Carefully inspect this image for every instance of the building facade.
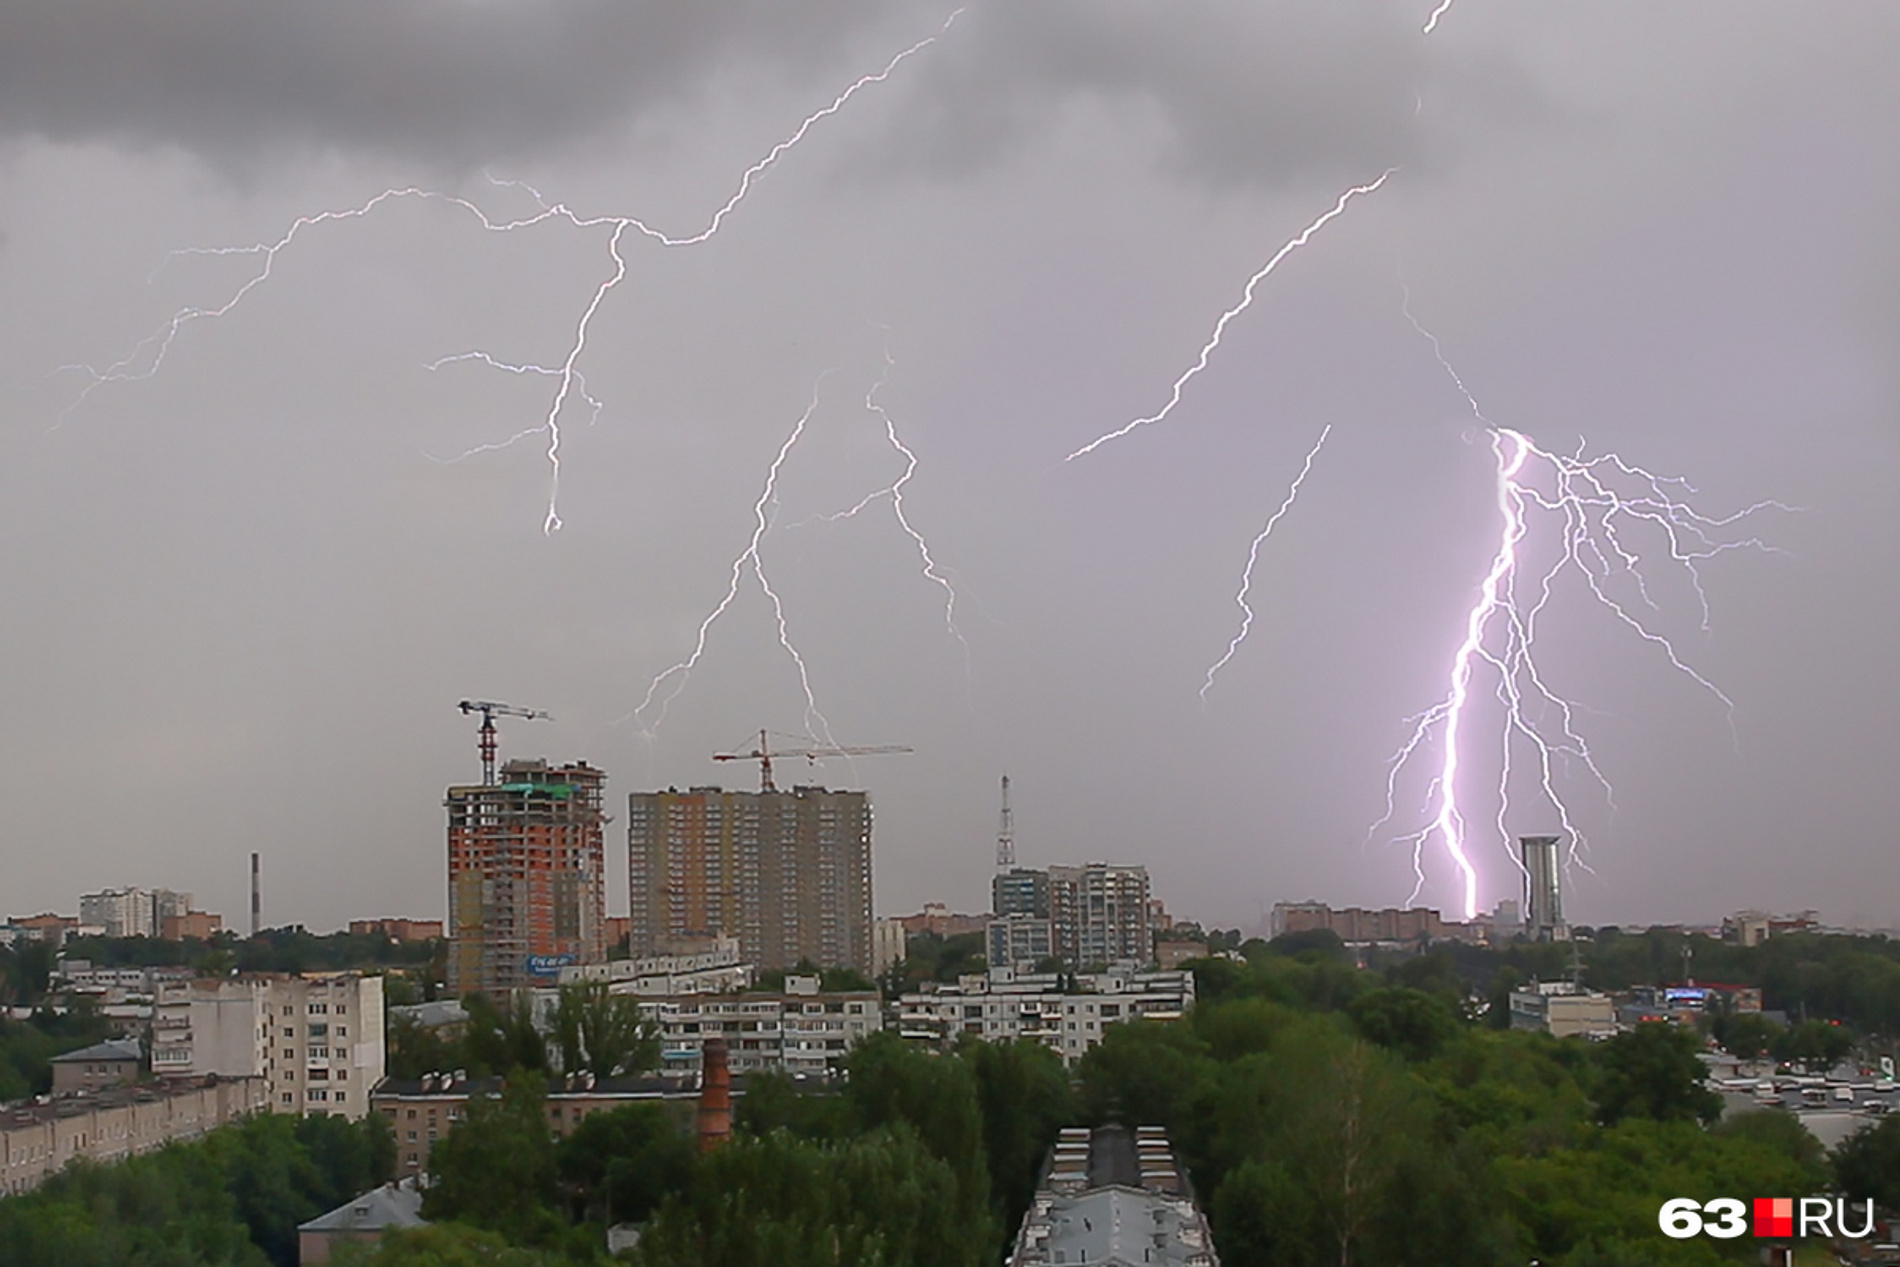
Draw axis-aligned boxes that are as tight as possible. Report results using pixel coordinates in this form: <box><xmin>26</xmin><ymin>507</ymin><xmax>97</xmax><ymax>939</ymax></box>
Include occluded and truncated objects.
<box><xmin>2</xmin><ymin>1075</ymin><xmax>269</xmax><ymax>1196</ymax></box>
<box><xmin>1008</xmin><ymin>1126</ymin><xmax>1219</xmax><ymax>1267</ymax></box>
<box><xmin>151</xmin><ymin>973</ymin><xmax>385</xmax><ymax>1119</ymax></box>
<box><xmin>1048</xmin><ymin>865</ymin><xmax>1151</xmax><ymax>967</ymax></box>
<box><xmin>627</xmin><ymin>786</ymin><xmax>873</xmax><ymax>972</ymax></box>
<box><xmin>447</xmin><ymin>759</ymin><xmax>608</xmax><ymax>997</ymax></box>
<box><xmin>1270</xmin><ymin>902</ymin><xmax>1450</xmax><ymax>944</ymax></box>
<box><xmin>898</xmin><ymin>966</ymin><xmax>1193</xmax><ymax>1064</ymax></box>
<box><xmin>76</xmin><ymin>888</ymin><xmax>194</xmax><ymax>939</ymax></box>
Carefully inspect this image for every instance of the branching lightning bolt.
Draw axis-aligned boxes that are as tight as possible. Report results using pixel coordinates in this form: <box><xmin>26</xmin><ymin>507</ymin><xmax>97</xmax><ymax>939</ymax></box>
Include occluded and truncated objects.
<box><xmin>1371</xmin><ymin>299</ymin><xmax>1789</xmax><ymax>919</ymax></box>
<box><xmin>630</xmin><ymin>382</ymin><xmax>838</xmax><ymax>744</ymax></box>
<box><xmin>62</xmin><ymin>9</ymin><xmax>965</xmax><ymax>536</ymax></box>
<box><xmin>1200</xmin><ymin>424</ymin><xmax>1332</xmax><ymax>700</ymax></box>
<box><xmin>1064</xmin><ymin>171</ymin><xmax>1393</xmax><ymax>462</ymax></box>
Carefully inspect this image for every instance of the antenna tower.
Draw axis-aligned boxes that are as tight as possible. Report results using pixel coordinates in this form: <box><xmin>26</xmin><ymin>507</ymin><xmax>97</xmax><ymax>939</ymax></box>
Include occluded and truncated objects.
<box><xmin>996</xmin><ymin>774</ymin><xmax>1015</xmax><ymax>871</ymax></box>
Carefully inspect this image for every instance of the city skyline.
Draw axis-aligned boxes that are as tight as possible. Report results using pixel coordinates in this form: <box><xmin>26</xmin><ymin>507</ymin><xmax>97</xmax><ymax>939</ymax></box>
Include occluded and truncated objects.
<box><xmin>1</xmin><ymin>3</ymin><xmax>1896</xmax><ymax>931</ymax></box>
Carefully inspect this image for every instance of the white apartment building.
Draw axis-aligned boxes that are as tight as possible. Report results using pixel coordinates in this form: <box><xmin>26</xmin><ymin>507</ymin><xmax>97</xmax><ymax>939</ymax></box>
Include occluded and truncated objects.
<box><xmin>556</xmin><ymin>937</ymin><xmax>754</xmax><ymax>996</ymax></box>
<box><xmin>899</xmin><ymin>965</ymin><xmax>1194</xmax><ymax>1063</ymax></box>
<box><xmin>77</xmin><ymin>888</ymin><xmax>192</xmax><ymax>939</ymax></box>
<box><xmin>151</xmin><ymin>973</ymin><xmax>385</xmax><ymax>1119</ymax></box>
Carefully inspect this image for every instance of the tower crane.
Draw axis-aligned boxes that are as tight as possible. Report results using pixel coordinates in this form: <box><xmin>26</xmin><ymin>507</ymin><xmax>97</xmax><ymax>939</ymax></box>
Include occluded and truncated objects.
<box><xmin>458</xmin><ymin>699</ymin><xmax>551</xmax><ymax>785</ymax></box>
<box><xmin>712</xmin><ymin>729</ymin><xmax>912</xmax><ymax>792</ymax></box>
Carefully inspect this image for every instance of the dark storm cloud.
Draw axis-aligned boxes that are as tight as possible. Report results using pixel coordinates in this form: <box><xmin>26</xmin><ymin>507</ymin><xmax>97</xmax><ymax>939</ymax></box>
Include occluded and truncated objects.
<box><xmin>0</xmin><ymin>0</ymin><xmax>1534</xmax><ymax>186</ymax></box>
<box><xmin>860</xmin><ymin>0</ymin><xmax>1542</xmax><ymax>187</ymax></box>
<box><xmin>0</xmin><ymin>0</ymin><xmax>900</xmax><ymax>168</ymax></box>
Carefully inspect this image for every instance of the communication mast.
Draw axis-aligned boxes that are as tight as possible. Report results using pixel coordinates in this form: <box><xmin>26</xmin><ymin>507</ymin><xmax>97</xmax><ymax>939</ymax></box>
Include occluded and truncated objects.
<box><xmin>996</xmin><ymin>774</ymin><xmax>1015</xmax><ymax>871</ymax></box>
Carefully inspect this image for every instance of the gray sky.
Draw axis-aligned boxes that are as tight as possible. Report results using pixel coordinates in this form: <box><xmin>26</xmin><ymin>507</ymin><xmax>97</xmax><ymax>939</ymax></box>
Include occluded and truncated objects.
<box><xmin>1</xmin><ymin>1</ymin><xmax>1895</xmax><ymax>933</ymax></box>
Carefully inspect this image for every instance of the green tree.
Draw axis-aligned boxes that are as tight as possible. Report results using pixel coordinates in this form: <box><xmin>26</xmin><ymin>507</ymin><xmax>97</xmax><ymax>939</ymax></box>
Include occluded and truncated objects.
<box><xmin>732</xmin><ymin>1069</ymin><xmax>852</xmax><ymax>1141</ymax></box>
<box><xmin>1348</xmin><ymin>986</ymin><xmax>1462</xmax><ymax>1062</ymax></box>
<box><xmin>1591</xmin><ymin>1022</ymin><xmax>1722</xmax><ymax>1125</ymax></box>
<box><xmin>1709</xmin><ymin>1011</ymin><xmax>1782</xmax><ymax>1060</ymax></box>
<box><xmin>968</xmin><ymin>1039</ymin><xmax>1076</xmax><ymax>1233</ymax></box>
<box><xmin>1773</xmin><ymin>1019</ymin><xmax>1854</xmax><ymax>1072</ymax></box>
<box><xmin>335</xmin><ymin>1224</ymin><xmax>564</xmax><ymax>1266</ymax></box>
<box><xmin>1075</xmin><ymin>1018</ymin><xmax>1211</xmax><ymax>1130</ymax></box>
<box><xmin>555</xmin><ymin>1102</ymin><xmax>696</xmax><ymax>1224</ymax></box>
<box><xmin>422</xmin><ymin>1069</ymin><xmax>562</xmax><ymax>1245</ymax></box>
<box><xmin>551</xmin><ymin>980</ymin><xmax>659</xmax><ymax>1077</ymax></box>
<box><xmin>1835</xmin><ymin>1114</ymin><xmax>1900</xmax><ymax>1211</ymax></box>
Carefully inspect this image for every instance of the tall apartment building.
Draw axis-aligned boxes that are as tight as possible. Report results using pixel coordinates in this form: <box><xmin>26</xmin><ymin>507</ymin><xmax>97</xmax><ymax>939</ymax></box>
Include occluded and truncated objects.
<box><xmin>988</xmin><ymin>864</ymin><xmax>1151</xmax><ymax>969</ymax></box>
<box><xmin>150</xmin><ymin>973</ymin><xmax>385</xmax><ymax>1119</ymax></box>
<box><xmin>446</xmin><ymin>759</ymin><xmax>607</xmax><ymax>997</ymax></box>
<box><xmin>77</xmin><ymin>888</ymin><xmax>193</xmax><ymax>939</ymax></box>
<box><xmin>627</xmin><ymin>786</ymin><xmax>873</xmax><ymax>973</ymax></box>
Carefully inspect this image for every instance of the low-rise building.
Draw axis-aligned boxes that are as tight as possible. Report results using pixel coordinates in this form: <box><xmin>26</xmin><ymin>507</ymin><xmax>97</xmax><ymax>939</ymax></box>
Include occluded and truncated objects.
<box><xmin>372</xmin><ymin>1072</ymin><xmax>701</xmax><ymax>1176</ymax></box>
<box><xmin>1</xmin><ymin>1075</ymin><xmax>269</xmax><ymax>1196</ymax></box>
<box><xmin>296</xmin><ymin>1178</ymin><xmax>427</xmax><ymax>1263</ymax></box>
<box><xmin>1509</xmin><ymin>981</ymin><xmax>1616</xmax><ymax>1038</ymax></box>
<box><xmin>556</xmin><ymin>937</ymin><xmax>753</xmax><ymax>996</ymax></box>
<box><xmin>151</xmin><ymin>973</ymin><xmax>385</xmax><ymax>1119</ymax></box>
<box><xmin>49</xmin><ymin>1038</ymin><xmax>143</xmax><ymax>1095</ymax></box>
<box><xmin>1008</xmin><ymin>1125</ymin><xmax>1219</xmax><ymax>1266</ymax></box>
<box><xmin>899</xmin><ymin>966</ymin><xmax>1194</xmax><ymax>1063</ymax></box>
<box><xmin>347</xmin><ymin>919</ymin><xmax>444</xmax><ymax>943</ymax></box>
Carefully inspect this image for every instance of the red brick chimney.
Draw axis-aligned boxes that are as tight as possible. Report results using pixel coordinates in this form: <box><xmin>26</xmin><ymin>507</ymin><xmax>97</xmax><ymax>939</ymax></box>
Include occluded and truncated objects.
<box><xmin>696</xmin><ymin>1036</ymin><xmax>732</xmax><ymax>1152</ymax></box>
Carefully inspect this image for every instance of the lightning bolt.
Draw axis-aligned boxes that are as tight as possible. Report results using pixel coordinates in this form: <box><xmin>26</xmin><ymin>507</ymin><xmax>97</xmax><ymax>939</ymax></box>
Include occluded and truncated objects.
<box><xmin>1372</xmin><ymin>300</ymin><xmax>1788</xmax><ymax>919</ymax></box>
<box><xmin>630</xmin><ymin>381</ymin><xmax>838</xmax><ymax>745</ymax></box>
<box><xmin>60</xmin><ymin>9</ymin><xmax>965</xmax><ymax>535</ymax></box>
<box><xmin>1064</xmin><ymin>170</ymin><xmax>1393</xmax><ymax>462</ymax></box>
<box><xmin>1422</xmin><ymin>1</ymin><xmax>1456</xmax><ymax>36</ymax></box>
<box><xmin>1200</xmin><ymin>424</ymin><xmax>1332</xmax><ymax>700</ymax></box>
<box><xmin>420</xmin><ymin>351</ymin><xmax>603</xmax><ymax>465</ymax></box>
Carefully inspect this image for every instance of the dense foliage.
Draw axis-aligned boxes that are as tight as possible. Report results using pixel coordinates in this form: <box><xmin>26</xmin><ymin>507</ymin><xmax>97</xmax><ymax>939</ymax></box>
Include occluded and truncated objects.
<box><xmin>0</xmin><ymin>1008</ymin><xmax>113</xmax><ymax>1099</ymax></box>
<box><xmin>0</xmin><ymin>1111</ymin><xmax>392</xmax><ymax>1267</ymax></box>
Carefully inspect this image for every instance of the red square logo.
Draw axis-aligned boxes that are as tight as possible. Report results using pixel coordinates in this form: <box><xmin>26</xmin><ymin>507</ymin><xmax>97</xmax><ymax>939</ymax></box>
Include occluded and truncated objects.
<box><xmin>1754</xmin><ymin>1197</ymin><xmax>1793</xmax><ymax>1237</ymax></box>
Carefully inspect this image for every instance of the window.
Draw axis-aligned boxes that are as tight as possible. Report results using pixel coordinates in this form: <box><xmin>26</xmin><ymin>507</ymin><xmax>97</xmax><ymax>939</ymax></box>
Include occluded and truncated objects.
<box><xmin>308</xmin><ymin>1023</ymin><xmax>328</xmax><ymax>1037</ymax></box>
<box><xmin>283</xmin><ymin>1027</ymin><xmax>294</xmax><ymax>1037</ymax></box>
<box><xmin>283</xmin><ymin>1049</ymin><xmax>294</xmax><ymax>1060</ymax></box>
<box><xmin>283</xmin><ymin>1006</ymin><xmax>293</xmax><ymax>1016</ymax></box>
<box><xmin>282</xmin><ymin>1093</ymin><xmax>295</xmax><ymax>1104</ymax></box>
<box><xmin>309</xmin><ymin>1046</ymin><xmax>329</xmax><ymax>1059</ymax></box>
<box><xmin>309</xmin><ymin>1003</ymin><xmax>327</xmax><ymax>1014</ymax></box>
<box><xmin>336</xmin><ymin>1005</ymin><xmax>347</xmax><ymax>1016</ymax></box>
<box><xmin>336</xmin><ymin>1026</ymin><xmax>347</xmax><ymax>1037</ymax></box>
<box><xmin>310</xmin><ymin>1089</ymin><xmax>328</xmax><ymax>1101</ymax></box>
<box><xmin>337</xmin><ymin>1069</ymin><xmax>348</xmax><ymax>1080</ymax></box>
<box><xmin>334</xmin><ymin>1091</ymin><xmax>346</xmax><ymax>1103</ymax></box>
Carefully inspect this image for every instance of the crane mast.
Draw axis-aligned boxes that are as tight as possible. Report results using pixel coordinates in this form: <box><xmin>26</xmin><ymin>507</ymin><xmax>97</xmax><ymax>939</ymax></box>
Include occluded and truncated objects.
<box><xmin>711</xmin><ymin>729</ymin><xmax>912</xmax><ymax>792</ymax></box>
<box><xmin>457</xmin><ymin>699</ymin><xmax>552</xmax><ymax>785</ymax></box>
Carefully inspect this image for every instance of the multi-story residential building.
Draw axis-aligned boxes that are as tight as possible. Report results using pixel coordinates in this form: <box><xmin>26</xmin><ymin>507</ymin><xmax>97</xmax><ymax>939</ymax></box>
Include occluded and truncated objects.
<box><xmin>898</xmin><ymin>965</ymin><xmax>1193</xmax><ymax>1064</ymax></box>
<box><xmin>636</xmin><ymin>981</ymin><xmax>883</xmax><ymax>1076</ymax></box>
<box><xmin>556</xmin><ymin>936</ymin><xmax>754</xmax><ymax>996</ymax></box>
<box><xmin>987</xmin><ymin>914</ymin><xmax>1055</xmax><ymax>970</ymax></box>
<box><xmin>627</xmin><ymin>785</ymin><xmax>873</xmax><ymax>972</ymax></box>
<box><xmin>150</xmin><ymin>973</ymin><xmax>385</xmax><ymax>1119</ymax></box>
<box><xmin>1048</xmin><ymin>864</ymin><xmax>1151</xmax><ymax>967</ymax></box>
<box><xmin>993</xmin><ymin>869</ymin><xmax>1052</xmax><ymax>920</ymax></box>
<box><xmin>872</xmin><ymin>918</ymin><xmax>908</xmax><ymax>975</ymax></box>
<box><xmin>76</xmin><ymin>888</ymin><xmax>194</xmax><ymax>939</ymax></box>
<box><xmin>348</xmin><ymin>919</ymin><xmax>444</xmax><ymax>943</ymax></box>
<box><xmin>2</xmin><ymin>1075</ymin><xmax>269</xmax><ymax>1197</ymax></box>
<box><xmin>1269</xmin><ymin>901</ymin><xmax>1451</xmax><ymax>945</ymax></box>
<box><xmin>446</xmin><ymin>759</ymin><xmax>608</xmax><ymax>997</ymax></box>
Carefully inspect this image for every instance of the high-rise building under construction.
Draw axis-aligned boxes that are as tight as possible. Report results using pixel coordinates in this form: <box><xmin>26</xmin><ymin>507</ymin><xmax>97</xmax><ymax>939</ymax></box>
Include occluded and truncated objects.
<box><xmin>626</xmin><ymin>786</ymin><xmax>873</xmax><ymax>973</ymax></box>
<box><xmin>446</xmin><ymin>759</ymin><xmax>607</xmax><ymax>997</ymax></box>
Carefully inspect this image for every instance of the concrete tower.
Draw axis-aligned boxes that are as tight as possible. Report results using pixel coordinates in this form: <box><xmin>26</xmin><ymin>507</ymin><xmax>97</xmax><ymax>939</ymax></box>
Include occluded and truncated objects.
<box><xmin>1520</xmin><ymin>835</ymin><xmax>1566</xmax><ymax>942</ymax></box>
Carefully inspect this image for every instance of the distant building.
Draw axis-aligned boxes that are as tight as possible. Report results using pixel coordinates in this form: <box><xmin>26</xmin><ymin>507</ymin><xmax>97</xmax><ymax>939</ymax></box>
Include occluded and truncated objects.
<box><xmin>1521</xmin><ymin>835</ymin><xmax>1567</xmax><ymax>942</ymax></box>
<box><xmin>1007</xmin><ymin>1125</ymin><xmax>1218</xmax><ymax>1267</ymax></box>
<box><xmin>899</xmin><ymin>966</ymin><xmax>1193</xmax><ymax>1064</ymax></box>
<box><xmin>632</xmin><ymin>984</ymin><xmax>883</xmax><ymax>1077</ymax></box>
<box><xmin>348</xmin><ymin>919</ymin><xmax>443</xmax><ymax>943</ymax></box>
<box><xmin>296</xmin><ymin>1178</ymin><xmax>427</xmax><ymax>1264</ymax></box>
<box><xmin>2</xmin><ymin>914</ymin><xmax>78</xmax><ymax>947</ymax></box>
<box><xmin>627</xmin><ymin>785</ymin><xmax>874</xmax><ymax>972</ymax></box>
<box><xmin>373</xmin><ymin>1072</ymin><xmax>703</xmax><ymax>1176</ymax></box>
<box><xmin>446</xmin><ymin>759</ymin><xmax>608</xmax><ymax>997</ymax></box>
<box><xmin>76</xmin><ymin>888</ymin><xmax>193</xmax><ymax>939</ymax></box>
<box><xmin>1</xmin><ymin>1075</ymin><xmax>269</xmax><ymax>1197</ymax></box>
<box><xmin>151</xmin><ymin>973</ymin><xmax>385</xmax><ymax>1119</ymax></box>
<box><xmin>1270</xmin><ymin>902</ymin><xmax>1448</xmax><ymax>944</ymax></box>
<box><xmin>1723</xmin><ymin>910</ymin><xmax>1820</xmax><ymax>947</ymax></box>
<box><xmin>898</xmin><ymin>903</ymin><xmax>990</xmax><ymax>939</ymax></box>
<box><xmin>49</xmin><ymin>1037</ymin><xmax>143</xmax><ymax>1095</ymax></box>
<box><xmin>1155</xmin><ymin>940</ymin><xmax>1209</xmax><ymax>971</ymax></box>
<box><xmin>988</xmin><ymin>914</ymin><xmax>1055</xmax><ymax>970</ymax></box>
<box><xmin>993</xmin><ymin>869</ymin><xmax>1052</xmax><ymax>920</ymax></box>
<box><xmin>1509</xmin><ymin>981</ymin><xmax>1614</xmax><ymax>1038</ymax></box>
<box><xmin>994</xmin><ymin>865</ymin><xmax>1153</xmax><ymax>967</ymax></box>
<box><xmin>556</xmin><ymin>936</ymin><xmax>754</xmax><ymax>996</ymax></box>
<box><xmin>161</xmin><ymin>910</ymin><xmax>223</xmax><ymax>941</ymax></box>
<box><xmin>872</xmin><ymin>918</ymin><xmax>908</xmax><ymax>976</ymax></box>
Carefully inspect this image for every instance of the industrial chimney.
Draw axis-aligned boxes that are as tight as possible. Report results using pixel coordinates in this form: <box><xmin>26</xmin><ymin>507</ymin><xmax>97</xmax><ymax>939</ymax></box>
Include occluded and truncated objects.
<box><xmin>696</xmin><ymin>1037</ymin><xmax>732</xmax><ymax>1152</ymax></box>
<box><xmin>250</xmin><ymin>852</ymin><xmax>261</xmax><ymax>938</ymax></box>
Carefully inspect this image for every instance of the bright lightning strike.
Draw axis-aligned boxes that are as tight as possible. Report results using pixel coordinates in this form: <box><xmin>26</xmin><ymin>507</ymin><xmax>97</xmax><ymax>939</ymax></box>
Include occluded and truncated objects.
<box><xmin>630</xmin><ymin>382</ymin><xmax>838</xmax><ymax>745</ymax></box>
<box><xmin>62</xmin><ymin>9</ymin><xmax>965</xmax><ymax>535</ymax></box>
<box><xmin>1064</xmin><ymin>170</ymin><xmax>1393</xmax><ymax>462</ymax></box>
<box><xmin>1422</xmin><ymin>1</ymin><xmax>1456</xmax><ymax>35</ymax></box>
<box><xmin>1373</xmin><ymin>305</ymin><xmax>1788</xmax><ymax>919</ymax></box>
<box><xmin>1200</xmin><ymin>424</ymin><xmax>1332</xmax><ymax>700</ymax></box>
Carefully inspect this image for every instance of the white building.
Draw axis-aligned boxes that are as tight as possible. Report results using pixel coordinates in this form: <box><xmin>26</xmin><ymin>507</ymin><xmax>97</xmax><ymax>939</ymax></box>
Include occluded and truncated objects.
<box><xmin>1008</xmin><ymin>1126</ymin><xmax>1218</xmax><ymax>1267</ymax></box>
<box><xmin>1509</xmin><ymin>981</ymin><xmax>1615</xmax><ymax>1039</ymax></box>
<box><xmin>899</xmin><ymin>965</ymin><xmax>1194</xmax><ymax>1064</ymax></box>
<box><xmin>77</xmin><ymin>888</ymin><xmax>191</xmax><ymax>939</ymax></box>
<box><xmin>151</xmin><ymin>973</ymin><xmax>385</xmax><ymax>1119</ymax></box>
<box><xmin>556</xmin><ymin>937</ymin><xmax>753</xmax><ymax>996</ymax></box>
<box><xmin>872</xmin><ymin>918</ymin><xmax>908</xmax><ymax>976</ymax></box>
